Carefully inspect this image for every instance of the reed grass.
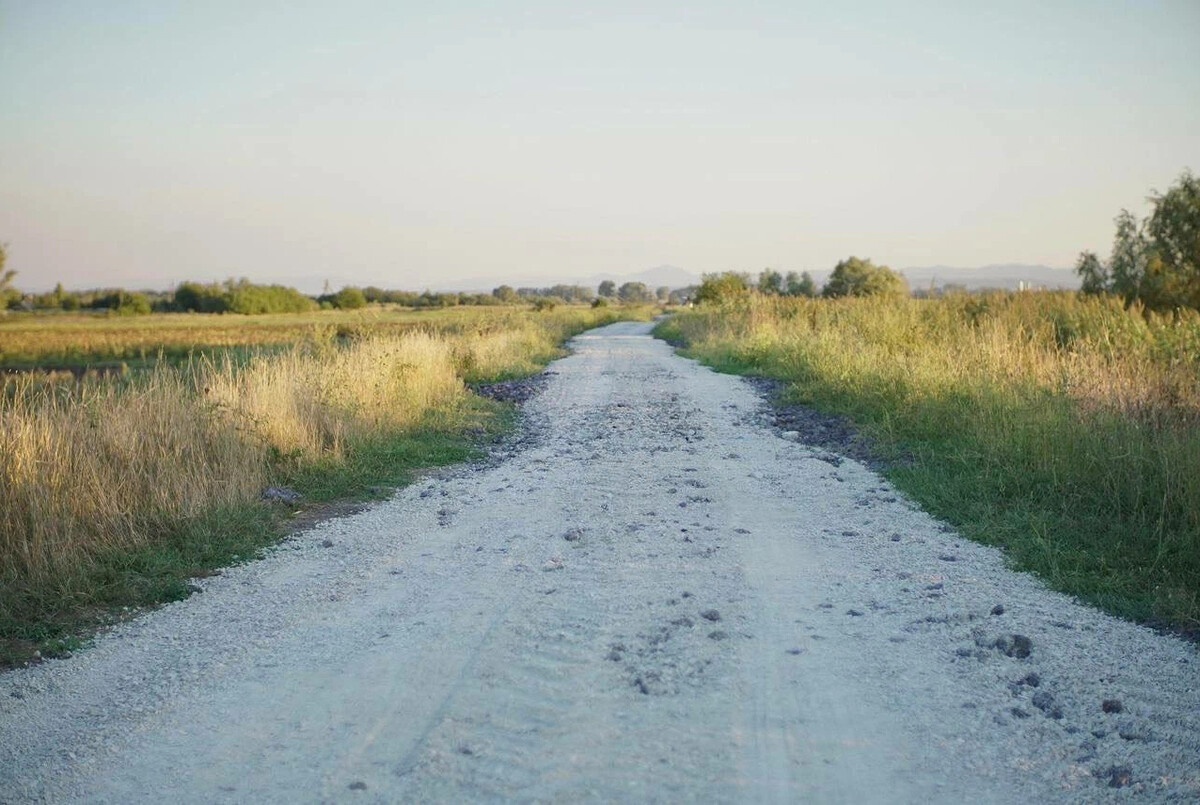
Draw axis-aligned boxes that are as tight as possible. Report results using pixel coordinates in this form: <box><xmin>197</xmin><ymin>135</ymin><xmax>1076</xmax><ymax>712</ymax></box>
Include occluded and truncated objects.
<box><xmin>657</xmin><ymin>292</ymin><xmax>1200</xmax><ymax>632</ymax></box>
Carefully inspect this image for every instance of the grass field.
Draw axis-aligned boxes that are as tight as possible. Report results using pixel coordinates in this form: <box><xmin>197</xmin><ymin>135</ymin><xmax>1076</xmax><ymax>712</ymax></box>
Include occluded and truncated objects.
<box><xmin>0</xmin><ymin>306</ymin><xmax>601</xmax><ymax>371</ymax></box>
<box><xmin>1</xmin><ymin>304</ymin><xmax>651</xmax><ymax>664</ymax></box>
<box><xmin>656</xmin><ymin>292</ymin><xmax>1200</xmax><ymax>634</ymax></box>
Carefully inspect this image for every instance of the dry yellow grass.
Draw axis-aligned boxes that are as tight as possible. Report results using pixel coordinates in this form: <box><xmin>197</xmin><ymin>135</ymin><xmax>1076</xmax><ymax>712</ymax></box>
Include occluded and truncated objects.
<box><xmin>1</xmin><ymin>306</ymin><xmax>649</xmax><ymax>597</ymax></box>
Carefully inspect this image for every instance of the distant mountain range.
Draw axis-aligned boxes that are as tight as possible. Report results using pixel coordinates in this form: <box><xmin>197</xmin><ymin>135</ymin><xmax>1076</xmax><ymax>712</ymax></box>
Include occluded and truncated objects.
<box><xmin>893</xmin><ymin>264</ymin><xmax>1080</xmax><ymax>291</ymax></box>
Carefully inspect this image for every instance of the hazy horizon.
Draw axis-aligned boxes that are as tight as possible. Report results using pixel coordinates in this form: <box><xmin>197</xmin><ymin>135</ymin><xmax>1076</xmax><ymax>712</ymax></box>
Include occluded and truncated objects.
<box><xmin>2</xmin><ymin>1</ymin><xmax>1197</xmax><ymax>294</ymax></box>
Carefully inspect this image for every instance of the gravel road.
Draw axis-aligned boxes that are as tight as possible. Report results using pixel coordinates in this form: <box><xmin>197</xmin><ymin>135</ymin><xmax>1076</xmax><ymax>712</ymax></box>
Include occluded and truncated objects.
<box><xmin>2</xmin><ymin>321</ymin><xmax>1198</xmax><ymax>803</ymax></box>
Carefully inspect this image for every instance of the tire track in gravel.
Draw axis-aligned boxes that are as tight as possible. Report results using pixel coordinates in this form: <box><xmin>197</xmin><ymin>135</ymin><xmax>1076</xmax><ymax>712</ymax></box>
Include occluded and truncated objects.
<box><xmin>1</xmin><ymin>321</ymin><xmax>1198</xmax><ymax>803</ymax></box>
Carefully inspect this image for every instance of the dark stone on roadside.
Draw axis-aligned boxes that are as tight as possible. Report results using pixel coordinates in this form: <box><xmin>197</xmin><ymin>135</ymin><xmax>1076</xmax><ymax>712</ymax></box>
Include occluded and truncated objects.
<box><xmin>1019</xmin><ymin>672</ymin><xmax>1040</xmax><ymax>688</ymax></box>
<box><xmin>734</xmin><ymin>527</ymin><xmax>751</xmax><ymax>534</ymax></box>
<box><xmin>471</xmin><ymin>374</ymin><xmax>547</xmax><ymax>404</ymax></box>
<box><xmin>1102</xmin><ymin>698</ymin><xmax>1123</xmax><ymax>714</ymax></box>
<box><xmin>993</xmin><ymin>634</ymin><xmax>1032</xmax><ymax>659</ymax></box>
<box><xmin>563</xmin><ymin>528</ymin><xmax>585</xmax><ymax>542</ymax></box>
<box><xmin>1010</xmin><ymin>707</ymin><xmax>1030</xmax><ymax>719</ymax></box>
<box><xmin>938</xmin><ymin>554</ymin><xmax>958</xmax><ymax>562</ymax></box>
<box><xmin>990</xmin><ymin>604</ymin><xmax>1005</xmax><ymax>616</ymax></box>
<box><xmin>681</xmin><ymin>591</ymin><xmax>692</xmax><ymax>598</ymax></box>
<box><xmin>700</xmin><ymin>609</ymin><xmax>721</xmax><ymax>622</ymax></box>
<box><xmin>634</xmin><ymin>677</ymin><xmax>651</xmax><ymax>695</ymax></box>
<box><xmin>817</xmin><ymin>603</ymin><xmax>833</xmax><ymax>609</ymax></box>
<box><xmin>186</xmin><ymin>583</ymin><xmax>203</xmax><ymax>594</ymax></box>
<box><xmin>890</xmin><ymin>535</ymin><xmax>902</xmax><ymax>542</ymax></box>
<box><xmin>671</xmin><ymin>615</ymin><xmax>695</xmax><ymax>628</ymax></box>
<box><xmin>846</xmin><ymin>609</ymin><xmax>864</xmax><ymax>617</ymax></box>
<box><xmin>348</xmin><ymin>781</ymin><xmax>368</xmax><ymax>791</ymax></box>
<box><xmin>1104</xmin><ymin>765</ymin><xmax>1133</xmax><ymax>788</ymax></box>
<box><xmin>262</xmin><ymin>486</ymin><xmax>301</xmax><ymax>504</ymax></box>
<box><xmin>1117</xmin><ymin>721</ymin><xmax>1152</xmax><ymax>742</ymax></box>
<box><xmin>320</xmin><ymin>539</ymin><xmax>335</xmax><ymax>548</ymax></box>
<box><xmin>708</xmin><ymin>630</ymin><xmax>728</xmax><ymax>640</ymax></box>
<box><xmin>1032</xmin><ymin>691</ymin><xmax>1063</xmax><ymax>719</ymax></box>
<box><xmin>786</xmin><ymin>648</ymin><xmax>803</xmax><ymax>655</ymax></box>
<box><xmin>925</xmin><ymin>582</ymin><xmax>943</xmax><ymax>591</ymax></box>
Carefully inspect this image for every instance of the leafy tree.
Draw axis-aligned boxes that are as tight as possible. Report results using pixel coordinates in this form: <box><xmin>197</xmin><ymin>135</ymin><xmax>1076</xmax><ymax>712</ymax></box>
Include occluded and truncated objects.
<box><xmin>618</xmin><ymin>281</ymin><xmax>650</xmax><ymax>304</ymax></box>
<box><xmin>694</xmin><ymin>272</ymin><xmax>751</xmax><ymax>305</ymax></box>
<box><xmin>1073</xmin><ymin>171</ymin><xmax>1200</xmax><ymax>311</ymax></box>
<box><xmin>0</xmin><ymin>244</ymin><xmax>18</xmax><ymax>309</ymax></box>
<box><xmin>656</xmin><ymin>285</ymin><xmax>671</xmax><ymax>302</ymax></box>
<box><xmin>785</xmin><ymin>270</ymin><xmax>817</xmax><ymax>297</ymax></box>
<box><xmin>597</xmin><ymin>280</ymin><xmax>617</xmax><ymax>298</ymax></box>
<box><xmin>821</xmin><ymin>257</ymin><xmax>907</xmax><ymax>299</ymax></box>
<box><xmin>492</xmin><ymin>284</ymin><xmax>519</xmax><ymax>303</ymax></box>
<box><xmin>174</xmin><ymin>281</ymin><xmax>231</xmax><ymax>313</ymax></box>
<box><xmin>758</xmin><ymin>269</ymin><xmax>784</xmax><ymax>295</ymax></box>
<box><xmin>331</xmin><ymin>286</ymin><xmax>367</xmax><ymax>309</ymax></box>
<box><xmin>1075</xmin><ymin>251</ymin><xmax>1109</xmax><ymax>295</ymax></box>
<box><xmin>1145</xmin><ymin>169</ymin><xmax>1200</xmax><ymax>309</ymax></box>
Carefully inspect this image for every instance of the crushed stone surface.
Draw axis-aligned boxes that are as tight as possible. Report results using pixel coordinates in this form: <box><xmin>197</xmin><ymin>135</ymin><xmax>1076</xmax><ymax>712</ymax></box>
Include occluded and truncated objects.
<box><xmin>1</xmin><ymin>321</ymin><xmax>1198</xmax><ymax>803</ymax></box>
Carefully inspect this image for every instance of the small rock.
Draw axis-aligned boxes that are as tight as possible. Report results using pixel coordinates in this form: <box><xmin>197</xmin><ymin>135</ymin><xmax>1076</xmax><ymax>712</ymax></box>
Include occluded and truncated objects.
<box><xmin>1101</xmin><ymin>698</ymin><xmax>1123</xmax><ymax>714</ymax></box>
<box><xmin>1010</xmin><ymin>707</ymin><xmax>1031</xmax><ymax>719</ymax></box>
<box><xmin>993</xmin><ymin>634</ymin><xmax>1033</xmax><ymax>659</ymax></box>
<box><xmin>708</xmin><ymin>630</ymin><xmax>728</xmax><ymax>640</ymax></box>
<box><xmin>542</xmin><ymin>557</ymin><xmax>565</xmax><ymax>571</ymax></box>
<box><xmin>262</xmin><ymin>486</ymin><xmax>301</xmax><ymax>504</ymax></box>
<box><xmin>786</xmin><ymin>648</ymin><xmax>803</xmax><ymax>655</ymax></box>
<box><xmin>990</xmin><ymin>604</ymin><xmax>1005</xmax><ymax>616</ymax></box>
<box><xmin>671</xmin><ymin>616</ymin><xmax>694</xmax><ymax>628</ymax></box>
<box><xmin>1104</xmin><ymin>765</ymin><xmax>1133</xmax><ymax>789</ymax></box>
<box><xmin>348</xmin><ymin>781</ymin><xmax>368</xmax><ymax>791</ymax></box>
<box><xmin>321</xmin><ymin>539</ymin><xmax>334</xmax><ymax>548</ymax></box>
<box><xmin>700</xmin><ymin>609</ymin><xmax>721</xmax><ymax>622</ymax></box>
<box><xmin>1019</xmin><ymin>672</ymin><xmax>1041</xmax><ymax>688</ymax></box>
<box><xmin>782</xmin><ymin>430</ymin><xmax>800</xmax><ymax>440</ymax></box>
<box><xmin>1031</xmin><ymin>691</ymin><xmax>1062</xmax><ymax>719</ymax></box>
<box><xmin>1117</xmin><ymin>721</ymin><xmax>1151</xmax><ymax>742</ymax></box>
<box><xmin>890</xmin><ymin>534</ymin><xmax>902</xmax><ymax>542</ymax></box>
<box><xmin>846</xmin><ymin>609</ymin><xmax>864</xmax><ymax>617</ymax></box>
<box><xmin>734</xmin><ymin>528</ymin><xmax>751</xmax><ymax>534</ymax></box>
<box><xmin>938</xmin><ymin>554</ymin><xmax>958</xmax><ymax>562</ymax></box>
<box><xmin>563</xmin><ymin>528</ymin><xmax>585</xmax><ymax>542</ymax></box>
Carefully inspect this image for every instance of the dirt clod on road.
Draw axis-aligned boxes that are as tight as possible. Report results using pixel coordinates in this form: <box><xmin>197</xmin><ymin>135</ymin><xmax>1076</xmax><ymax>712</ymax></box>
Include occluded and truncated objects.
<box><xmin>2</xmin><ymin>321</ymin><xmax>1198</xmax><ymax>803</ymax></box>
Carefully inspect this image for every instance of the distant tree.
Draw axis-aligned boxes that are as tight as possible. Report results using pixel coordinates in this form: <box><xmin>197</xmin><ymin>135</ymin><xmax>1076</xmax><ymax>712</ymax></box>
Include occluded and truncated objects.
<box><xmin>821</xmin><ymin>257</ymin><xmax>908</xmax><ymax>299</ymax></box>
<box><xmin>174</xmin><ymin>281</ymin><xmax>230</xmax><ymax>313</ymax></box>
<box><xmin>1075</xmin><ymin>251</ymin><xmax>1109</xmax><ymax>295</ymax></box>
<box><xmin>757</xmin><ymin>269</ymin><xmax>784</xmax><ymax>295</ymax></box>
<box><xmin>1072</xmin><ymin>171</ymin><xmax>1200</xmax><ymax>311</ymax></box>
<box><xmin>598</xmin><ymin>280</ymin><xmax>617</xmax><ymax>298</ymax></box>
<box><xmin>618</xmin><ymin>281</ymin><xmax>650</xmax><ymax>304</ymax></box>
<box><xmin>492</xmin><ymin>284</ymin><xmax>519</xmax><ymax>303</ymax></box>
<box><xmin>331</xmin><ymin>286</ymin><xmax>367</xmax><ymax>310</ymax></box>
<box><xmin>656</xmin><ymin>285</ymin><xmax>671</xmax><ymax>302</ymax></box>
<box><xmin>1145</xmin><ymin>169</ymin><xmax>1200</xmax><ymax>310</ymax></box>
<box><xmin>694</xmin><ymin>272</ymin><xmax>751</xmax><ymax>305</ymax></box>
<box><xmin>785</xmin><ymin>270</ymin><xmax>817</xmax><ymax>297</ymax></box>
<box><xmin>0</xmin><ymin>244</ymin><xmax>17</xmax><ymax>309</ymax></box>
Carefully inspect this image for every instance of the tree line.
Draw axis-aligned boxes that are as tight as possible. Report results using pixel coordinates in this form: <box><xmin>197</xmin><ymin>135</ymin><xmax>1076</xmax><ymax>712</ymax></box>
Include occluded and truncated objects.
<box><xmin>1075</xmin><ymin>170</ymin><xmax>1199</xmax><ymax>312</ymax></box>
<box><xmin>0</xmin><ymin>266</ymin><xmax>679</xmax><ymax>316</ymax></box>
<box><xmin>693</xmin><ymin>259</ymin><xmax>906</xmax><ymax>304</ymax></box>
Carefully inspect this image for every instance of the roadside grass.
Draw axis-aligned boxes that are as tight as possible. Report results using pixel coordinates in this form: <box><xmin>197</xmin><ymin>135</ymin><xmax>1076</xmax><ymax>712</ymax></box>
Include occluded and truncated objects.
<box><xmin>1</xmin><ymin>305</ymin><xmax>650</xmax><ymax>666</ymax></box>
<box><xmin>656</xmin><ymin>293</ymin><xmax>1200</xmax><ymax>634</ymax></box>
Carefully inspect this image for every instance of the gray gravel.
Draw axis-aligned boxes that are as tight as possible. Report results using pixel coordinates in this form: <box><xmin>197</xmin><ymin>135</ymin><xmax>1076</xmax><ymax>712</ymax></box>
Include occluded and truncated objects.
<box><xmin>1</xmin><ymin>321</ymin><xmax>1198</xmax><ymax>803</ymax></box>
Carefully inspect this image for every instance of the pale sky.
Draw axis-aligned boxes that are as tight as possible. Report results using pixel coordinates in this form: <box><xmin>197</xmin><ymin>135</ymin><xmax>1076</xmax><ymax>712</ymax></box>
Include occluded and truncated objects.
<box><xmin>1</xmin><ymin>1</ymin><xmax>1198</xmax><ymax>293</ymax></box>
